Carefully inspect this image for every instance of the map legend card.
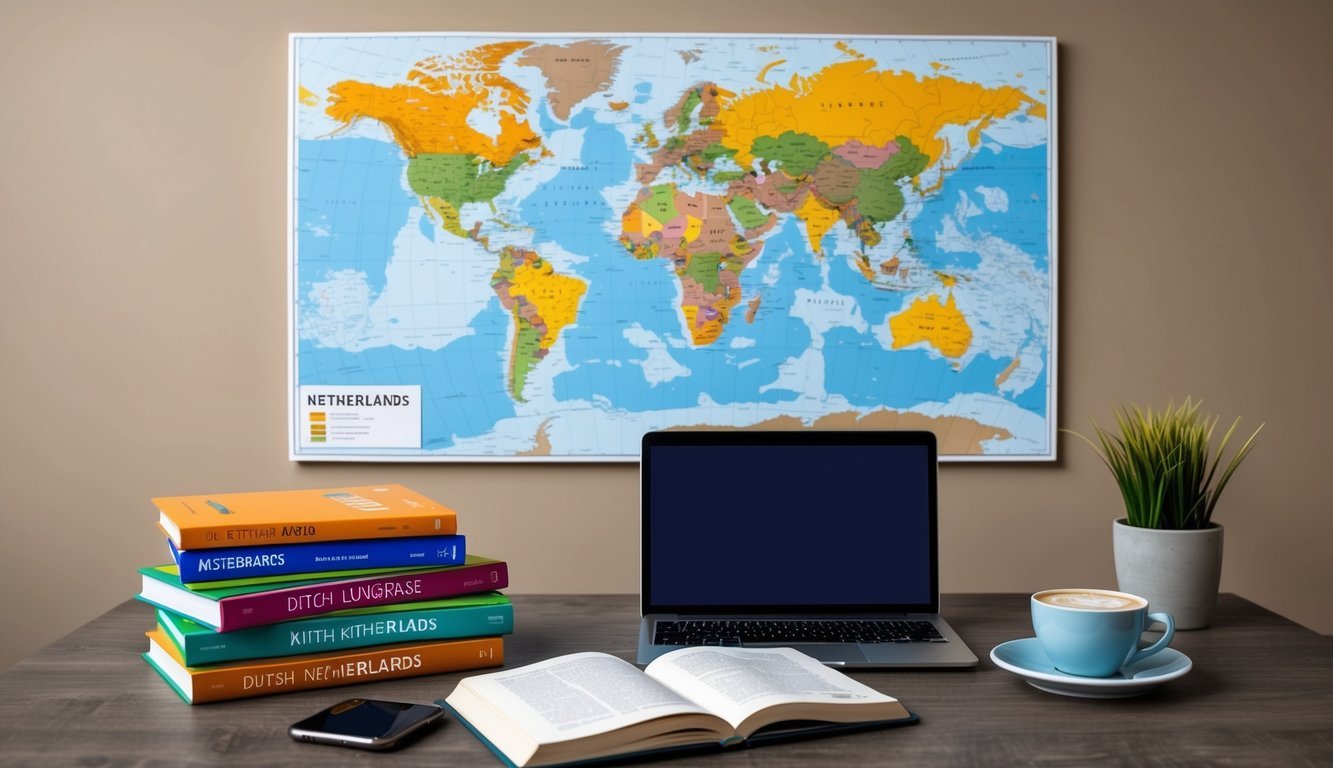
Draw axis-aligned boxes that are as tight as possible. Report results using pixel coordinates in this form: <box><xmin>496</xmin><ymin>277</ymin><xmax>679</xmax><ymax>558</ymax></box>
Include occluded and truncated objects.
<box><xmin>297</xmin><ymin>386</ymin><xmax>421</xmax><ymax>450</ymax></box>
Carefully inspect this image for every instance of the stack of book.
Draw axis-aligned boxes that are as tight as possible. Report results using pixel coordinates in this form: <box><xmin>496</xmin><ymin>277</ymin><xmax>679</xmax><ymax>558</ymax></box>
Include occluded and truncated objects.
<box><xmin>137</xmin><ymin>484</ymin><xmax>511</xmax><ymax>704</ymax></box>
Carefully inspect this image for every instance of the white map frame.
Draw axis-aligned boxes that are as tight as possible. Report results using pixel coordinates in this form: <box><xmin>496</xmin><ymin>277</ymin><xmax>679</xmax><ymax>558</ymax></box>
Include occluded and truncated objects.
<box><xmin>288</xmin><ymin>32</ymin><xmax>1058</xmax><ymax>462</ymax></box>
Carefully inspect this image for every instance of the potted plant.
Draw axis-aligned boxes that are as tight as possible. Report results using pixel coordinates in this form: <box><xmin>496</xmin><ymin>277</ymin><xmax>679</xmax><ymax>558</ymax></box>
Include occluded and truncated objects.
<box><xmin>1066</xmin><ymin>399</ymin><xmax>1262</xmax><ymax>629</ymax></box>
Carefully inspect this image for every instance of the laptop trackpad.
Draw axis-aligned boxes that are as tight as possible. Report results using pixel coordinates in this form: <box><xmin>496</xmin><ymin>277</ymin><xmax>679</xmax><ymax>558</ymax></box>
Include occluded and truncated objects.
<box><xmin>762</xmin><ymin>643</ymin><xmax>868</xmax><ymax>664</ymax></box>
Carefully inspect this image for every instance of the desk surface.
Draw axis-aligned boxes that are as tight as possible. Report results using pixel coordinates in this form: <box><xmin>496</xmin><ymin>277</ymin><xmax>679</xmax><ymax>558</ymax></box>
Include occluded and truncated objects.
<box><xmin>1</xmin><ymin>594</ymin><xmax>1330</xmax><ymax>767</ymax></box>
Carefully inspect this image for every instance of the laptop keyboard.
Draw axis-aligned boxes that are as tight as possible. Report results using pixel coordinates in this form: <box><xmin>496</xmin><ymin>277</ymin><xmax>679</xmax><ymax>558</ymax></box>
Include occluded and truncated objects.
<box><xmin>653</xmin><ymin>619</ymin><xmax>947</xmax><ymax>646</ymax></box>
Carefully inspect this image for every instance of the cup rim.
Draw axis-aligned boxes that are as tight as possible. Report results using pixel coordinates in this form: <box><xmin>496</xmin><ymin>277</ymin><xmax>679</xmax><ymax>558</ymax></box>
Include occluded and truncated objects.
<box><xmin>1031</xmin><ymin>588</ymin><xmax>1148</xmax><ymax>612</ymax></box>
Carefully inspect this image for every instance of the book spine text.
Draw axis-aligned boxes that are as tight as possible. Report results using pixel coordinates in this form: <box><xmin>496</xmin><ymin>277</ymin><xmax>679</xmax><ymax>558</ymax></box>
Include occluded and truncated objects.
<box><xmin>174</xmin><ymin>535</ymin><xmax>466</xmax><ymax>583</ymax></box>
<box><xmin>190</xmin><ymin>636</ymin><xmax>503</xmax><ymax>703</ymax></box>
<box><xmin>218</xmin><ymin>561</ymin><xmax>509</xmax><ymax>631</ymax></box>
<box><xmin>178</xmin><ymin>515</ymin><xmax>458</xmax><ymax>549</ymax></box>
<box><xmin>182</xmin><ymin>601</ymin><xmax>513</xmax><ymax>664</ymax></box>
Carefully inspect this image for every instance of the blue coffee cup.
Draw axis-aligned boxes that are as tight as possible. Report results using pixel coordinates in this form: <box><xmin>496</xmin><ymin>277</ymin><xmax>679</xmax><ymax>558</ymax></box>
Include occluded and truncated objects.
<box><xmin>1031</xmin><ymin>588</ymin><xmax>1175</xmax><ymax>678</ymax></box>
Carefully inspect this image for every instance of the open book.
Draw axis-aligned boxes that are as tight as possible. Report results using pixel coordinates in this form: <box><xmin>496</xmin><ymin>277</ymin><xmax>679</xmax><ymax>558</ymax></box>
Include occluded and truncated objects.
<box><xmin>442</xmin><ymin>646</ymin><xmax>916</xmax><ymax>767</ymax></box>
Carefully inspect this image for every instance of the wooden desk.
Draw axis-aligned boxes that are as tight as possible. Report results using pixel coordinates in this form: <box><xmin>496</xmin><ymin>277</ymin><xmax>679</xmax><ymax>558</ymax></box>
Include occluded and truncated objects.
<box><xmin>1</xmin><ymin>594</ymin><xmax>1330</xmax><ymax>766</ymax></box>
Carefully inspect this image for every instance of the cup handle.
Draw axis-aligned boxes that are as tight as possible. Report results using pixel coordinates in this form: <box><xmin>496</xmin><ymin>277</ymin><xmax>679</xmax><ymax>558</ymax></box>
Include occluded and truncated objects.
<box><xmin>1127</xmin><ymin>611</ymin><xmax>1175</xmax><ymax>666</ymax></box>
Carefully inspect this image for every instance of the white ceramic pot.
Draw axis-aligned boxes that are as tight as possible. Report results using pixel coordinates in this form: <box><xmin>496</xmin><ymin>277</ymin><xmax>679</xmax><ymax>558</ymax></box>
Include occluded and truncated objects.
<box><xmin>1112</xmin><ymin>518</ymin><xmax>1224</xmax><ymax>630</ymax></box>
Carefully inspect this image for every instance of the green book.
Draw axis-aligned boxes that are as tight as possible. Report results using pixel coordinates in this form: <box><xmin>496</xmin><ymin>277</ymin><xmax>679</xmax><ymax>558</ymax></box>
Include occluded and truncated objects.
<box><xmin>157</xmin><ymin>592</ymin><xmax>512</xmax><ymax>665</ymax></box>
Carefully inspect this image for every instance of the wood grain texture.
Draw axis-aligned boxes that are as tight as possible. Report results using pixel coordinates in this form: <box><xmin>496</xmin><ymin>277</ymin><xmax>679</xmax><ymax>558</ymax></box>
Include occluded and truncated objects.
<box><xmin>0</xmin><ymin>594</ymin><xmax>1330</xmax><ymax>767</ymax></box>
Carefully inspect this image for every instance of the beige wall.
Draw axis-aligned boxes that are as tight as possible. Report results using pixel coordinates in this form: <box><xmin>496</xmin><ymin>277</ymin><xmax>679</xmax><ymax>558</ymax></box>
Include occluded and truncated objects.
<box><xmin>2</xmin><ymin>0</ymin><xmax>1330</xmax><ymax>669</ymax></box>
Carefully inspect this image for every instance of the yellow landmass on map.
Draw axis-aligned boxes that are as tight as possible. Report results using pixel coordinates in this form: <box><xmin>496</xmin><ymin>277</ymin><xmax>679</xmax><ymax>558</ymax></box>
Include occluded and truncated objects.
<box><xmin>425</xmin><ymin>198</ymin><xmax>469</xmax><ymax>239</ymax></box>
<box><xmin>712</xmin><ymin>58</ymin><xmax>1038</xmax><ymax>169</ymax></box>
<box><xmin>509</xmin><ymin>258</ymin><xmax>587</xmax><ymax>350</ymax></box>
<box><xmin>889</xmin><ymin>291</ymin><xmax>973</xmax><ymax>358</ymax></box>
<box><xmin>967</xmin><ymin>117</ymin><xmax>993</xmax><ymax>148</ymax></box>
<box><xmin>408</xmin><ymin>42</ymin><xmax>533</xmax><ymax>112</ymax></box>
<box><xmin>683</xmin><ymin>215</ymin><xmax>703</xmax><ymax>243</ymax></box>
<box><xmin>834</xmin><ymin>42</ymin><xmax>866</xmax><ymax>59</ymax></box>
<box><xmin>795</xmin><ymin>193</ymin><xmax>840</xmax><ymax>255</ymax></box>
<box><xmin>757</xmin><ymin>59</ymin><xmax>786</xmax><ymax>83</ymax></box>
<box><xmin>298</xmin><ymin>85</ymin><xmax>319</xmax><ymax>107</ymax></box>
<box><xmin>325</xmin><ymin>42</ymin><xmax>540</xmax><ymax>165</ymax></box>
<box><xmin>622</xmin><ymin>207</ymin><xmax>665</xmax><ymax>239</ymax></box>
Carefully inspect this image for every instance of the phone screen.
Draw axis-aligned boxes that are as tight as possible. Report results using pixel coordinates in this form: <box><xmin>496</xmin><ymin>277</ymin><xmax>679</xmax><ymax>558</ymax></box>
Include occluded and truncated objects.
<box><xmin>290</xmin><ymin>698</ymin><xmax>444</xmax><ymax>750</ymax></box>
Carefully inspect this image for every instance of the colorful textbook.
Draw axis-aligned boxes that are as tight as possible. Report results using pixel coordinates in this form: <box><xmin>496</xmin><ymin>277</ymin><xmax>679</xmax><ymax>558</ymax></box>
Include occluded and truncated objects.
<box><xmin>167</xmin><ymin>534</ymin><xmax>466</xmax><ymax>583</ymax></box>
<box><xmin>156</xmin><ymin>592</ymin><xmax>512</xmax><ymax>665</ymax></box>
<box><xmin>145</xmin><ymin>628</ymin><xmax>503</xmax><ymax>704</ymax></box>
<box><xmin>155</xmin><ymin>484</ymin><xmax>458</xmax><ymax>550</ymax></box>
<box><xmin>138</xmin><ymin>556</ymin><xmax>509</xmax><ymax>631</ymax></box>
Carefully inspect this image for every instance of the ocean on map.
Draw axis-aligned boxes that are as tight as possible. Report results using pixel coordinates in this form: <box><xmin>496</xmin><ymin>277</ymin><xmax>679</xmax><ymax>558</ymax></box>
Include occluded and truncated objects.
<box><xmin>296</xmin><ymin>138</ymin><xmax>415</xmax><ymax>299</ymax></box>
<box><xmin>908</xmin><ymin>140</ymin><xmax>1051</xmax><ymax>417</ymax></box>
<box><xmin>296</xmin><ymin>136</ymin><xmax>516</xmax><ymax>449</ymax></box>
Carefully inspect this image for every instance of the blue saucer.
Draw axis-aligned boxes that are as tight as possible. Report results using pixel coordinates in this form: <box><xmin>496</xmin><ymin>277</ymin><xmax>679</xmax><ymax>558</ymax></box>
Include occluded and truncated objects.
<box><xmin>990</xmin><ymin>637</ymin><xmax>1192</xmax><ymax>698</ymax></box>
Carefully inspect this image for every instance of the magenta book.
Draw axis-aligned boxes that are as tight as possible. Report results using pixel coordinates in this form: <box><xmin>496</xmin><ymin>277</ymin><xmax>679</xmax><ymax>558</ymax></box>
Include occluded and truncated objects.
<box><xmin>138</xmin><ymin>556</ymin><xmax>508</xmax><ymax>631</ymax></box>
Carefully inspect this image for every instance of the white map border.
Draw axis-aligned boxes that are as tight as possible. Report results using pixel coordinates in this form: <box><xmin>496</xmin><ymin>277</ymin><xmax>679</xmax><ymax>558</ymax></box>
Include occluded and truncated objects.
<box><xmin>286</xmin><ymin>32</ymin><xmax>1058</xmax><ymax>463</ymax></box>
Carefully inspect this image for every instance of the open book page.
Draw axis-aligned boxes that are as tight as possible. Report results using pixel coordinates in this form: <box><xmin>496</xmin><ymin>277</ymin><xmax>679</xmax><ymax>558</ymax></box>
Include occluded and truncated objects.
<box><xmin>644</xmin><ymin>647</ymin><xmax>904</xmax><ymax>734</ymax></box>
<box><xmin>447</xmin><ymin>652</ymin><xmax>726</xmax><ymax>748</ymax></box>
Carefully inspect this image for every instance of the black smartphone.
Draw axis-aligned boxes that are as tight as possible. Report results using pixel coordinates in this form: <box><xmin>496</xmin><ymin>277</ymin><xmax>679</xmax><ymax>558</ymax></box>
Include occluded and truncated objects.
<box><xmin>289</xmin><ymin>698</ymin><xmax>445</xmax><ymax>751</ymax></box>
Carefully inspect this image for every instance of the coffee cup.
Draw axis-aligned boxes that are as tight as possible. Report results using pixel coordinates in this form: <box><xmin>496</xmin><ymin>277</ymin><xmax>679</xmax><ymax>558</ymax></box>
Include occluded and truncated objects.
<box><xmin>1031</xmin><ymin>588</ymin><xmax>1175</xmax><ymax>678</ymax></box>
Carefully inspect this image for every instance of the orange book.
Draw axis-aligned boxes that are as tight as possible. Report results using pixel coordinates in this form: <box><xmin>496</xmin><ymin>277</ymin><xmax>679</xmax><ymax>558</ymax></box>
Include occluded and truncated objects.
<box><xmin>154</xmin><ymin>484</ymin><xmax>458</xmax><ymax>550</ymax></box>
<box><xmin>143</xmin><ymin>627</ymin><xmax>502</xmax><ymax>704</ymax></box>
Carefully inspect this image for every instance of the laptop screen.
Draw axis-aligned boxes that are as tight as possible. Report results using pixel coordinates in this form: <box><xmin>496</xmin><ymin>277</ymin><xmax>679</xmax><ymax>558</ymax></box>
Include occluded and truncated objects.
<box><xmin>641</xmin><ymin>430</ymin><xmax>938</xmax><ymax>614</ymax></box>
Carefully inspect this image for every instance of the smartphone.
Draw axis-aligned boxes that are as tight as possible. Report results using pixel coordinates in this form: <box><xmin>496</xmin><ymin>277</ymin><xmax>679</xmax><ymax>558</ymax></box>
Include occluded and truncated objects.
<box><xmin>289</xmin><ymin>698</ymin><xmax>445</xmax><ymax>751</ymax></box>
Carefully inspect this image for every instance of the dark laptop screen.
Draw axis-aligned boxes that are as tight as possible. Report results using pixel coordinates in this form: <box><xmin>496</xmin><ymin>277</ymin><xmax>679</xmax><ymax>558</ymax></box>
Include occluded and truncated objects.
<box><xmin>642</xmin><ymin>431</ymin><xmax>938</xmax><ymax>613</ymax></box>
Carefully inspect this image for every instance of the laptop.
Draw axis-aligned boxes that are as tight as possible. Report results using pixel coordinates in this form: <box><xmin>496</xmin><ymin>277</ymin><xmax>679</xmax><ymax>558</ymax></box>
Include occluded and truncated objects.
<box><xmin>637</xmin><ymin>429</ymin><xmax>978</xmax><ymax>668</ymax></box>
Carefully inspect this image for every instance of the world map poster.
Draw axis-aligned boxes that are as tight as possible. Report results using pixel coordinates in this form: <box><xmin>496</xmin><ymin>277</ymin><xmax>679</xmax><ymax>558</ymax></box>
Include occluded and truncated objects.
<box><xmin>289</xmin><ymin>34</ymin><xmax>1056</xmax><ymax>461</ymax></box>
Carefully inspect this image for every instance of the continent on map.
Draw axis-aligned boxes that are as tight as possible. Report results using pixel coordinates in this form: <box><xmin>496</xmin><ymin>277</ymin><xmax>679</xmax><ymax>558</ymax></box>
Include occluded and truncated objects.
<box><xmin>407</xmin><ymin>152</ymin><xmax>530</xmax><ymax>239</ymax></box>
<box><xmin>709</xmin><ymin>58</ymin><xmax>1038</xmax><ymax>180</ymax></box>
<box><xmin>621</xmin><ymin>58</ymin><xmax>1038</xmax><ymax>349</ymax></box>
<box><xmin>517</xmin><ymin>40</ymin><xmax>627</xmax><ymax>122</ymax></box>
<box><xmin>325</xmin><ymin>42</ymin><xmax>541</xmax><ymax>166</ymax></box>
<box><xmin>491</xmin><ymin>247</ymin><xmax>588</xmax><ymax>402</ymax></box>
<box><xmin>889</xmin><ymin>291</ymin><xmax>973</xmax><ymax>359</ymax></box>
<box><xmin>699</xmin><ymin>410</ymin><xmax>1012</xmax><ymax>455</ymax></box>
<box><xmin>620</xmin><ymin>183</ymin><xmax>774</xmax><ymax>345</ymax></box>
<box><xmin>634</xmin><ymin>84</ymin><xmax>735</xmax><ymax>185</ymax></box>
<box><xmin>704</xmin><ymin>58</ymin><xmax>1036</xmax><ymax>261</ymax></box>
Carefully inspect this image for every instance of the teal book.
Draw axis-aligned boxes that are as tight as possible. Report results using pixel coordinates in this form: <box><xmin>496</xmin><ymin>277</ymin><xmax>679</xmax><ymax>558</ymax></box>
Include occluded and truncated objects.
<box><xmin>157</xmin><ymin>591</ymin><xmax>512</xmax><ymax>666</ymax></box>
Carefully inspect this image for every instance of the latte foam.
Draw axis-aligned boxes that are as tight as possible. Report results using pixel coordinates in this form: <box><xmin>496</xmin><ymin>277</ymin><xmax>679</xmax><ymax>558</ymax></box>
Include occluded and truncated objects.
<box><xmin>1036</xmin><ymin>590</ymin><xmax>1144</xmax><ymax>611</ymax></box>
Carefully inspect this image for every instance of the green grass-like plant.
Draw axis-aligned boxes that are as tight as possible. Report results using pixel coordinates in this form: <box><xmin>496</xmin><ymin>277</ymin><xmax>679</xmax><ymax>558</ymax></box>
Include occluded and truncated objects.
<box><xmin>1064</xmin><ymin>399</ymin><xmax>1262</xmax><ymax>530</ymax></box>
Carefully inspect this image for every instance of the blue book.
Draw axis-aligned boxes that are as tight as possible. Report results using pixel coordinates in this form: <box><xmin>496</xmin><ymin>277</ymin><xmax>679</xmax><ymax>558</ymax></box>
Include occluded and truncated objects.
<box><xmin>168</xmin><ymin>534</ymin><xmax>465</xmax><ymax>584</ymax></box>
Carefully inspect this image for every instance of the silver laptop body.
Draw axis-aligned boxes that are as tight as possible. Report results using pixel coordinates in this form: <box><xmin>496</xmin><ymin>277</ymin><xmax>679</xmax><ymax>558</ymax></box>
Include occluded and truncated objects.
<box><xmin>637</xmin><ymin>430</ymin><xmax>978</xmax><ymax>668</ymax></box>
